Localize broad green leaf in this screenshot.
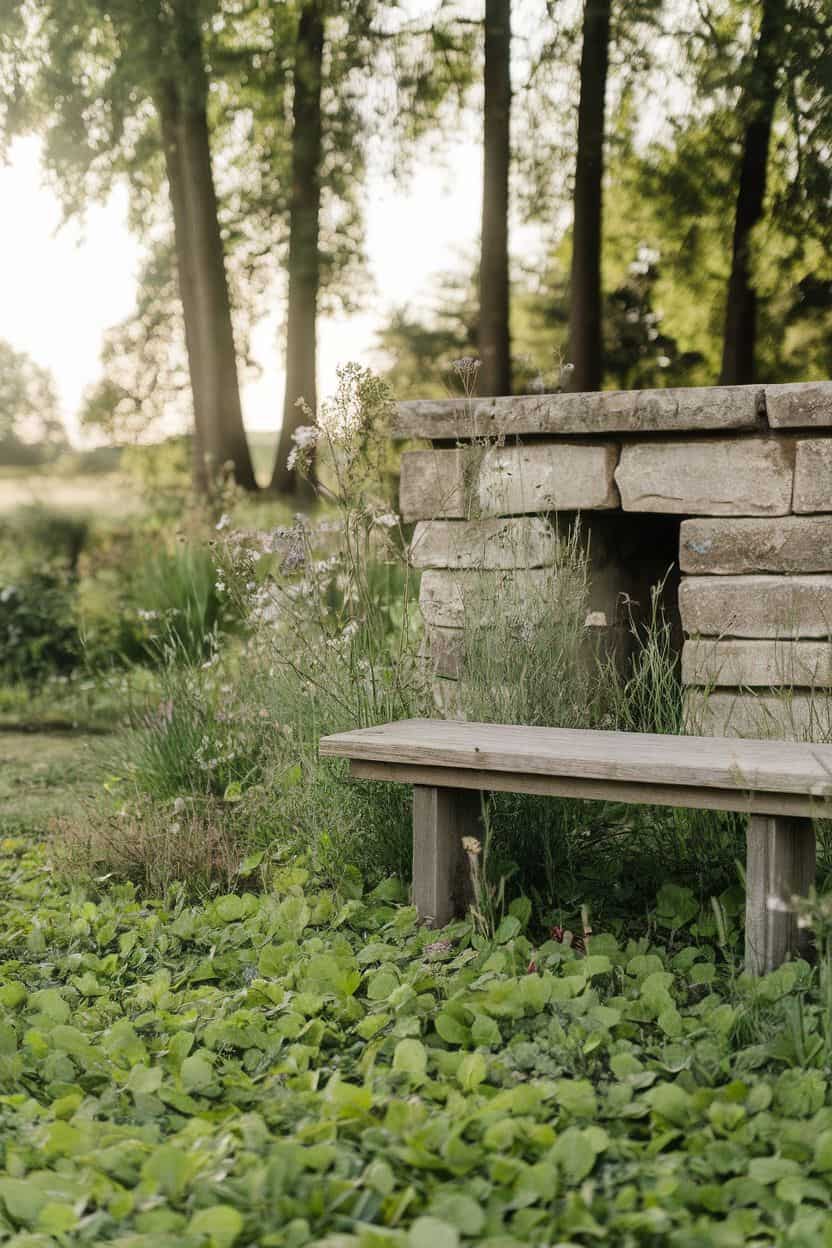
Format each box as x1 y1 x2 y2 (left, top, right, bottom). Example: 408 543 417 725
188 1205 244 1247
409 1216 459 1248
393 1038 427 1080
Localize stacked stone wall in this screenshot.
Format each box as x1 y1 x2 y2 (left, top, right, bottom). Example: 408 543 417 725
397 381 832 739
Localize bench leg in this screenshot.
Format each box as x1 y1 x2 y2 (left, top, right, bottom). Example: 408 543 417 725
412 786 483 927
745 814 815 975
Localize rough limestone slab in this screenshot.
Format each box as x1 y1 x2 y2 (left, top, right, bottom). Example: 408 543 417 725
419 568 552 629
680 516 832 574
685 689 832 742
766 381 832 429
793 439 832 513
478 443 619 514
424 625 464 679
399 449 468 522
400 442 619 521
394 385 763 440
679 575 832 638
616 437 794 515
410 517 556 569
682 640 832 688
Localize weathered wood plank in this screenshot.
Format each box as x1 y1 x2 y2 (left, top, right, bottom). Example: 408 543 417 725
409 517 556 569
793 438 832 513
351 759 830 819
412 786 481 926
616 437 795 516
745 815 815 974
680 516 832 574
682 640 832 688
679 574 832 638
394 385 764 440
319 718 832 797
766 381 832 429
685 689 832 741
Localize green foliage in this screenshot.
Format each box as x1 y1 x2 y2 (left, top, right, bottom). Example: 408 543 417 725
127 541 238 665
0 572 80 688
1 833 832 1244
0 339 66 463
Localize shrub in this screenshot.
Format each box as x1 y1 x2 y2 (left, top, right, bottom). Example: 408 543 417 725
0 504 90 575
0 572 80 688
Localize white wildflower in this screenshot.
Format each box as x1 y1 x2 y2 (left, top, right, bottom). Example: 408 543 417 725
216 513 232 532
374 512 399 529
291 425 320 449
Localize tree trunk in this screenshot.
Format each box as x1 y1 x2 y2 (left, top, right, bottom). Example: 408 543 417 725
156 4 257 493
271 0 325 495
567 0 611 394
478 0 511 397
720 0 782 385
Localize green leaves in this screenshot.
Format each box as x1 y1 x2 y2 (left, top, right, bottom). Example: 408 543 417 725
2 837 832 1246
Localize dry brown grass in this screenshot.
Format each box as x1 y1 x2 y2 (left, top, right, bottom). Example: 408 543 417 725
51 799 245 895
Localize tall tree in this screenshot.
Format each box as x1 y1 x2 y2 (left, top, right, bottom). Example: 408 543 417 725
720 0 784 384
271 0 325 495
156 1 257 491
567 0 612 392
6 0 258 491
479 0 512 396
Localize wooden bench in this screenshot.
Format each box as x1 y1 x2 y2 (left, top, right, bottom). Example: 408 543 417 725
319 719 832 974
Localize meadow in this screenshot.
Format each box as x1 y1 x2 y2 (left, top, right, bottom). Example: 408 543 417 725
3 379 832 1247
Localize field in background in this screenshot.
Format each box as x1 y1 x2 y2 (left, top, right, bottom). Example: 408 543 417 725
0 429 281 514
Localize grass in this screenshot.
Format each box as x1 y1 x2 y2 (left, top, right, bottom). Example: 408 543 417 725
0 729 102 834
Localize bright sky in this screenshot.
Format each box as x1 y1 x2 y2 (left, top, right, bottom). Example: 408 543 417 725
0 131 484 444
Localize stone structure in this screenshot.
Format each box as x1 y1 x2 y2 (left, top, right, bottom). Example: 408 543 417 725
397 381 832 740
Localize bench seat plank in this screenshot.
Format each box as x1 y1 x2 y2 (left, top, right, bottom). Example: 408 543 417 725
349 759 826 819
320 719 832 801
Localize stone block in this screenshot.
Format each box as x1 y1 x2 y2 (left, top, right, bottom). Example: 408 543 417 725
766 381 832 429
478 443 619 514
419 568 552 629
616 437 794 515
793 439 832 513
682 640 832 687
409 517 556 569
423 625 464 679
400 442 619 521
393 384 763 440
399 449 468 522
680 516 832 574
685 689 832 742
679 575 832 638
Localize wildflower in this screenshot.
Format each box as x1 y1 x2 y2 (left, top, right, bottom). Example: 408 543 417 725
292 425 320 449
452 357 480 378
374 511 399 529
216 513 232 532
425 939 453 958
462 836 481 856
